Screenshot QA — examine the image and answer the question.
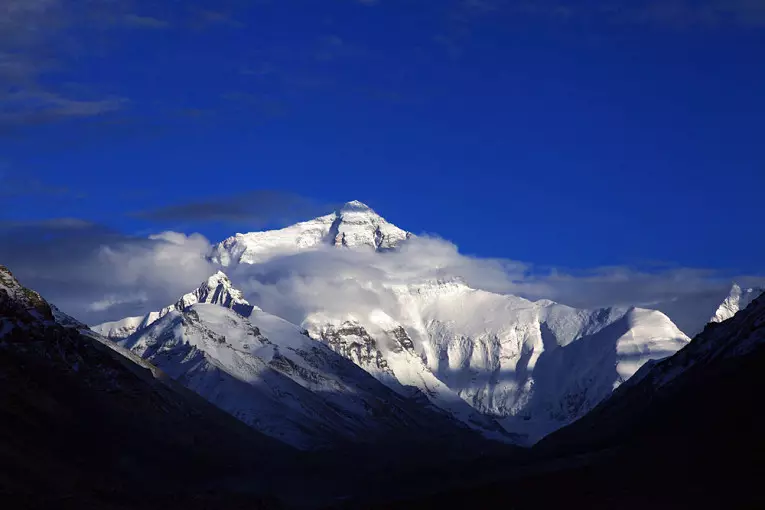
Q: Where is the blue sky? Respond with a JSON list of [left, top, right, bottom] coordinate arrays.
[[2, 0, 764, 276]]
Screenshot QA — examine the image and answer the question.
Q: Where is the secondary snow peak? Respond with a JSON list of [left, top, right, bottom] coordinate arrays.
[[93, 271, 253, 339]]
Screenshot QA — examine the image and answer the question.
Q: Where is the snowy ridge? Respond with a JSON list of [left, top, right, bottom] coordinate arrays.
[[209, 200, 411, 266]]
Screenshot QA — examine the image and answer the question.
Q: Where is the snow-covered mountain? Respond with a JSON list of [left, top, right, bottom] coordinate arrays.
[[95, 201, 696, 444], [179, 203, 693, 442], [648, 282, 765, 337], [93, 271, 253, 339], [710, 283, 762, 324], [113, 274, 504, 448], [210, 200, 411, 266], [304, 280, 689, 442]]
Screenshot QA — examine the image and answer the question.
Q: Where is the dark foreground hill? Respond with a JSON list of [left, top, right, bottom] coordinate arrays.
[[0, 265, 296, 509]]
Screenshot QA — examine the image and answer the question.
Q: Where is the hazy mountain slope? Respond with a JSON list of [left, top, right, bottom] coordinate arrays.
[[0, 265, 289, 508]]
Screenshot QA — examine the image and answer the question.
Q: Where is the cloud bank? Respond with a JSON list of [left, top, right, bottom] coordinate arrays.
[[133, 190, 333, 227], [0, 219, 761, 333], [0, 223, 217, 324]]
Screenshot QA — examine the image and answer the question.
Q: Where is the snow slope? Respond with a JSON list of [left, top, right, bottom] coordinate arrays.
[[304, 280, 689, 443], [210, 200, 411, 266]]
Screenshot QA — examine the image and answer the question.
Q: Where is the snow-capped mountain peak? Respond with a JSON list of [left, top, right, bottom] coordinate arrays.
[[209, 200, 411, 266], [710, 283, 763, 324], [174, 270, 252, 313], [340, 199, 373, 212], [93, 271, 254, 339]]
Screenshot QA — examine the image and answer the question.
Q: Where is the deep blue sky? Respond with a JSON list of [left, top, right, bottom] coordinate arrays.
[[2, 0, 764, 274]]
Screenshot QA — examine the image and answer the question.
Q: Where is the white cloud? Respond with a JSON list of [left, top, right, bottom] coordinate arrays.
[[222, 235, 765, 336], [1, 222, 762, 334], [86, 292, 148, 312], [0, 228, 216, 324]]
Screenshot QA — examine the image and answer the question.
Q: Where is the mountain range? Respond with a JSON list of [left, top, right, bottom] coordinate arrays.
[[92, 201, 751, 446], [3, 200, 762, 508]]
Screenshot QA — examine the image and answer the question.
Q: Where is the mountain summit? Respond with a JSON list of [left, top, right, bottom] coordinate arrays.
[[210, 200, 411, 265], [340, 199, 373, 212]]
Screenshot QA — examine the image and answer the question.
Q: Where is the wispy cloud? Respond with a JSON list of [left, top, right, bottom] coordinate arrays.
[[186, 7, 245, 29], [0, 90, 125, 127], [122, 13, 170, 29], [0, 0, 129, 129], [0, 175, 72, 198], [230, 234, 765, 337], [0, 217, 97, 230], [1, 210, 763, 331], [0, 223, 216, 324], [451, 0, 765, 29], [132, 191, 332, 227]]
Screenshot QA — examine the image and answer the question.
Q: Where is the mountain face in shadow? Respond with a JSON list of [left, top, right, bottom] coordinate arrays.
[[0, 265, 291, 509], [388, 292, 765, 509]]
